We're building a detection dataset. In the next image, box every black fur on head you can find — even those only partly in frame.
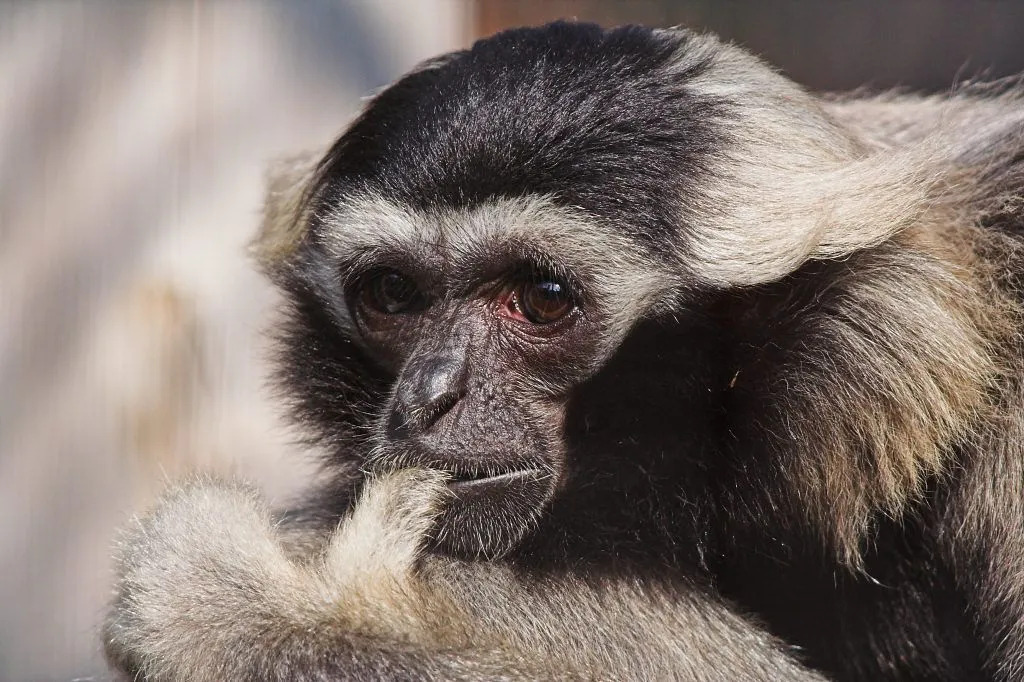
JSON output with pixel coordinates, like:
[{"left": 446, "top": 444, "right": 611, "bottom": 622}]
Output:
[{"left": 311, "top": 21, "right": 724, "bottom": 256}]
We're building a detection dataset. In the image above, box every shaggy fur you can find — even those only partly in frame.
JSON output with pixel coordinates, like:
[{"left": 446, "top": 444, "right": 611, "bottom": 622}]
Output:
[{"left": 105, "top": 22, "right": 1024, "bottom": 681}]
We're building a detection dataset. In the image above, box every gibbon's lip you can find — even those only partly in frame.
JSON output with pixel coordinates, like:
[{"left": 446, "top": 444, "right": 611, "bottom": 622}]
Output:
[
  {"left": 431, "top": 465, "right": 554, "bottom": 559},
  {"left": 446, "top": 468, "right": 544, "bottom": 491}
]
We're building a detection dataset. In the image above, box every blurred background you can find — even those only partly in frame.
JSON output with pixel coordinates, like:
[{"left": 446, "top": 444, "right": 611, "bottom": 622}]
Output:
[{"left": 2, "top": 1, "right": 1024, "bottom": 679}]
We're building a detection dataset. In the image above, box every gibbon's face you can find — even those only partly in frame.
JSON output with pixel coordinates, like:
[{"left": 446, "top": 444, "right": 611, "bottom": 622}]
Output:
[
  {"left": 279, "top": 23, "right": 718, "bottom": 558},
  {"left": 341, "top": 203, "right": 609, "bottom": 557},
  {"left": 297, "top": 194, "right": 678, "bottom": 559},
  {"left": 279, "top": 21, "right": 853, "bottom": 557}
]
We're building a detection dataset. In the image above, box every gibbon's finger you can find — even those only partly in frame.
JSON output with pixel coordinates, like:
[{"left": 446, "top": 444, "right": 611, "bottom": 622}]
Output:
[{"left": 324, "top": 468, "right": 451, "bottom": 579}]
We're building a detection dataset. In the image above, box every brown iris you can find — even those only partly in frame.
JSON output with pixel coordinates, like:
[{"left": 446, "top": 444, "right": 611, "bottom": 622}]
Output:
[
  {"left": 517, "top": 279, "right": 574, "bottom": 324},
  {"left": 359, "top": 269, "right": 421, "bottom": 315}
]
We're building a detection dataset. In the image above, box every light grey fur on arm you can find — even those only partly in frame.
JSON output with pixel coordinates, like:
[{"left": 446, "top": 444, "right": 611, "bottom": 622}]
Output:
[{"left": 103, "top": 472, "right": 826, "bottom": 681}]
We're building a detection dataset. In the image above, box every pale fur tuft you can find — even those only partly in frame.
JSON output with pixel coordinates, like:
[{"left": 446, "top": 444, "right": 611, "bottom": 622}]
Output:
[
  {"left": 251, "top": 150, "right": 322, "bottom": 273},
  {"left": 781, "top": 229, "right": 1009, "bottom": 564},
  {"left": 104, "top": 471, "right": 477, "bottom": 680},
  {"left": 667, "top": 32, "right": 944, "bottom": 286}
]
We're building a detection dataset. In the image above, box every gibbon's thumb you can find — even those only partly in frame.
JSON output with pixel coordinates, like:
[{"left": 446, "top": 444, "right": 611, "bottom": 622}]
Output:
[{"left": 323, "top": 468, "right": 451, "bottom": 577}]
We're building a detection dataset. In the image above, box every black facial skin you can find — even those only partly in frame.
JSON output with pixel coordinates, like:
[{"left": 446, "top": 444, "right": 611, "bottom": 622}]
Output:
[{"left": 284, "top": 224, "right": 725, "bottom": 565}]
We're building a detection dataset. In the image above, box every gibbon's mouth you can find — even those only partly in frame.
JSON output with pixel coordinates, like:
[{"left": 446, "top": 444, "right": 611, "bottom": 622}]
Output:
[
  {"left": 430, "top": 465, "right": 553, "bottom": 559},
  {"left": 446, "top": 468, "right": 544, "bottom": 492}
]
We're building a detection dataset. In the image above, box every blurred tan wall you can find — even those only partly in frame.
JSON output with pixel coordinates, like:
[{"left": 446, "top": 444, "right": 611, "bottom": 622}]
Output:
[{"left": 0, "top": 2, "right": 470, "bottom": 679}]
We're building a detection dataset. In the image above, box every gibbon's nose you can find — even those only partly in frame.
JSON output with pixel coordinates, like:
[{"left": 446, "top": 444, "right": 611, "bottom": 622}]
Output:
[{"left": 386, "top": 355, "right": 466, "bottom": 440}]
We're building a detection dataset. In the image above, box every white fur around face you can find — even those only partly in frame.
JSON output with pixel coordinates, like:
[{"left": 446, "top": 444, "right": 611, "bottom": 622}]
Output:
[{"left": 252, "top": 150, "right": 323, "bottom": 271}]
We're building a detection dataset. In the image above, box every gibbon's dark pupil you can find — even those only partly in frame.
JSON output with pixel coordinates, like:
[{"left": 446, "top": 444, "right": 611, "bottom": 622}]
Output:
[
  {"left": 520, "top": 279, "right": 573, "bottom": 324},
  {"left": 364, "top": 271, "right": 418, "bottom": 314}
]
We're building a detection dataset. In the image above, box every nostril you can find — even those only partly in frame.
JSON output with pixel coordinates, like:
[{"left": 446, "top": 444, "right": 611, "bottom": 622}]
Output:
[
  {"left": 386, "top": 404, "right": 413, "bottom": 441},
  {"left": 387, "top": 354, "right": 468, "bottom": 440},
  {"left": 386, "top": 388, "right": 463, "bottom": 441},
  {"left": 421, "top": 389, "right": 461, "bottom": 429}
]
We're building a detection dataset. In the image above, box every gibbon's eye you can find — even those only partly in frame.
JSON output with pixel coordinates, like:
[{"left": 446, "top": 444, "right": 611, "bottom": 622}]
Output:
[
  {"left": 515, "top": 278, "right": 575, "bottom": 324},
  {"left": 358, "top": 269, "right": 422, "bottom": 315}
]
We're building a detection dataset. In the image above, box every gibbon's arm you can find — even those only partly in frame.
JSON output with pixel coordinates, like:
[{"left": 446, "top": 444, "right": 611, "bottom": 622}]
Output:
[{"left": 103, "top": 471, "right": 826, "bottom": 681}]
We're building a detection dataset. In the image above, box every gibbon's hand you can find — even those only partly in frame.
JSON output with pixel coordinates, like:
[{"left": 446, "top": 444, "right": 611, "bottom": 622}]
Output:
[{"left": 102, "top": 470, "right": 535, "bottom": 681}]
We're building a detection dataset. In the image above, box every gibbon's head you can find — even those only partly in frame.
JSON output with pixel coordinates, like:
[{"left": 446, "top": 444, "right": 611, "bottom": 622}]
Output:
[{"left": 256, "top": 22, "right": 973, "bottom": 560}]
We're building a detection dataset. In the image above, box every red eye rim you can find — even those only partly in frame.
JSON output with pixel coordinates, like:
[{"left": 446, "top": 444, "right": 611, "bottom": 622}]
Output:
[{"left": 499, "top": 278, "right": 577, "bottom": 326}]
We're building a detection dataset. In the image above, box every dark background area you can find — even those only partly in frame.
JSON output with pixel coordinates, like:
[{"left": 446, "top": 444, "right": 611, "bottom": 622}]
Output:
[{"left": 478, "top": 0, "right": 1024, "bottom": 92}]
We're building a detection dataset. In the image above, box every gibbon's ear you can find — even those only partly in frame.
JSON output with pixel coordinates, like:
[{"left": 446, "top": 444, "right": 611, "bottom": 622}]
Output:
[
  {"left": 691, "top": 137, "right": 949, "bottom": 288},
  {"left": 250, "top": 150, "right": 322, "bottom": 276},
  {"left": 672, "top": 33, "right": 950, "bottom": 287}
]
